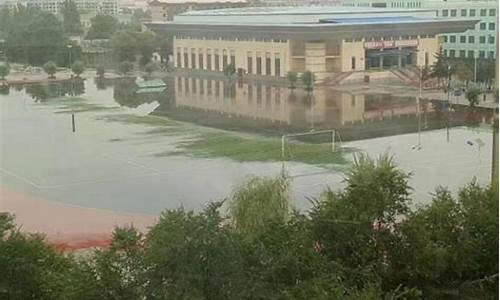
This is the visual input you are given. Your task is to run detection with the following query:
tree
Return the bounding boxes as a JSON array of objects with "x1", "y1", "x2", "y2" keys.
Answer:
[
  {"x1": 61, "y1": 0, "x2": 82, "y2": 35},
  {"x1": 117, "y1": 61, "x2": 133, "y2": 75},
  {"x1": 43, "y1": 61, "x2": 57, "y2": 78},
  {"x1": 86, "y1": 15, "x2": 118, "y2": 40},
  {"x1": 0, "y1": 62, "x2": 9, "y2": 80},
  {"x1": 223, "y1": 63, "x2": 236, "y2": 80},
  {"x1": 455, "y1": 61, "x2": 473, "y2": 86},
  {"x1": 144, "y1": 61, "x2": 159, "y2": 77},
  {"x1": 229, "y1": 176, "x2": 290, "y2": 238},
  {"x1": 96, "y1": 65, "x2": 105, "y2": 78},
  {"x1": 71, "y1": 60, "x2": 84, "y2": 77},
  {"x1": 431, "y1": 49, "x2": 453, "y2": 89},
  {"x1": 466, "y1": 87, "x2": 481, "y2": 107},
  {"x1": 287, "y1": 71, "x2": 298, "y2": 89},
  {"x1": 301, "y1": 70, "x2": 314, "y2": 92}
]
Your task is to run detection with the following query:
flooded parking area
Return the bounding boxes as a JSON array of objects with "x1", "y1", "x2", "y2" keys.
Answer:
[{"x1": 0, "y1": 76, "x2": 495, "y2": 239}]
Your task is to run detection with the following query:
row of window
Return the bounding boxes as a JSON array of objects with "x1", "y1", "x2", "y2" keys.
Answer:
[
  {"x1": 444, "y1": 49, "x2": 495, "y2": 59},
  {"x1": 345, "y1": 34, "x2": 433, "y2": 43},
  {"x1": 176, "y1": 35, "x2": 288, "y2": 44},
  {"x1": 443, "y1": 35, "x2": 495, "y2": 44},
  {"x1": 389, "y1": 2, "x2": 421, "y2": 8},
  {"x1": 175, "y1": 48, "x2": 283, "y2": 77},
  {"x1": 441, "y1": 8, "x2": 496, "y2": 17},
  {"x1": 479, "y1": 22, "x2": 497, "y2": 30}
]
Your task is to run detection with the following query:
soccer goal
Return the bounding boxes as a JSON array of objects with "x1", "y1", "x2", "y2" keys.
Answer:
[{"x1": 281, "y1": 129, "x2": 342, "y2": 161}]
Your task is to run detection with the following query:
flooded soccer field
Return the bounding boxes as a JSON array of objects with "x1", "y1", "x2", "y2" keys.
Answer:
[{"x1": 0, "y1": 76, "x2": 495, "y2": 241}]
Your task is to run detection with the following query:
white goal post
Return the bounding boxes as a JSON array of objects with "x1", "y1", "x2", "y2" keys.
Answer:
[{"x1": 281, "y1": 129, "x2": 338, "y2": 160}]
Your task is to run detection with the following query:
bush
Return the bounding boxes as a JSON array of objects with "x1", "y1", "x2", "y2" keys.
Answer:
[
  {"x1": 43, "y1": 61, "x2": 57, "y2": 79},
  {"x1": 96, "y1": 65, "x2": 105, "y2": 78},
  {"x1": 71, "y1": 60, "x2": 84, "y2": 77},
  {"x1": 0, "y1": 62, "x2": 10, "y2": 80},
  {"x1": 144, "y1": 61, "x2": 159, "y2": 76},
  {"x1": 117, "y1": 61, "x2": 133, "y2": 75}
]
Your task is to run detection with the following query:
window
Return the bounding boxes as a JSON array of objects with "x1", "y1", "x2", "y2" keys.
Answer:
[
  {"x1": 468, "y1": 36, "x2": 474, "y2": 43},
  {"x1": 480, "y1": 9, "x2": 486, "y2": 16},
  {"x1": 488, "y1": 36, "x2": 495, "y2": 44},
  {"x1": 449, "y1": 49, "x2": 456, "y2": 57},
  {"x1": 461, "y1": 9, "x2": 467, "y2": 16},
  {"x1": 247, "y1": 55, "x2": 253, "y2": 74},
  {"x1": 489, "y1": 9, "x2": 496, "y2": 16},
  {"x1": 351, "y1": 57, "x2": 356, "y2": 70},
  {"x1": 256, "y1": 55, "x2": 262, "y2": 75},
  {"x1": 198, "y1": 53, "x2": 204, "y2": 70},
  {"x1": 183, "y1": 52, "x2": 189, "y2": 68},
  {"x1": 230, "y1": 50, "x2": 235, "y2": 67},
  {"x1": 207, "y1": 50, "x2": 212, "y2": 71},
  {"x1": 460, "y1": 36, "x2": 466, "y2": 43},
  {"x1": 479, "y1": 50, "x2": 485, "y2": 58},
  {"x1": 450, "y1": 9, "x2": 456, "y2": 16},
  {"x1": 176, "y1": 50, "x2": 182, "y2": 68},
  {"x1": 469, "y1": 9, "x2": 476, "y2": 16},
  {"x1": 467, "y1": 50, "x2": 474, "y2": 58},
  {"x1": 480, "y1": 36, "x2": 486, "y2": 43},
  {"x1": 480, "y1": 23, "x2": 486, "y2": 30},
  {"x1": 274, "y1": 54, "x2": 281, "y2": 76},
  {"x1": 222, "y1": 50, "x2": 228, "y2": 70},
  {"x1": 191, "y1": 52, "x2": 196, "y2": 69},
  {"x1": 443, "y1": 49, "x2": 448, "y2": 56},
  {"x1": 214, "y1": 51, "x2": 220, "y2": 71},
  {"x1": 265, "y1": 53, "x2": 271, "y2": 76},
  {"x1": 489, "y1": 23, "x2": 495, "y2": 30},
  {"x1": 450, "y1": 35, "x2": 456, "y2": 43},
  {"x1": 488, "y1": 51, "x2": 494, "y2": 59},
  {"x1": 459, "y1": 50, "x2": 466, "y2": 57},
  {"x1": 443, "y1": 36, "x2": 448, "y2": 42},
  {"x1": 442, "y1": 9, "x2": 448, "y2": 16}
]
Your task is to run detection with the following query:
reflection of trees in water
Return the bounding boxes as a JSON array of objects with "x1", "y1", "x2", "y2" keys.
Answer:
[
  {"x1": 24, "y1": 79, "x2": 85, "y2": 102},
  {"x1": 113, "y1": 78, "x2": 168, "y2": 108},
  {"x1": 0, "y1": 85, "x2": 9, "y2": 95}
]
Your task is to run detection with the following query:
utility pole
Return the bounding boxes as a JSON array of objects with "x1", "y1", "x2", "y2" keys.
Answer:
[{"x1": 67, "y1": 44, "x2": 75, "y2": 133}]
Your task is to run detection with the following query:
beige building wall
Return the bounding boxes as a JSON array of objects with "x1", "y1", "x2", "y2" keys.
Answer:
[
  {"x1": 174, "y1": 37, "x2": 290, "y2": 77},
  {"x1": 416, "y1": 36, "x2": 439, "y2": 67},
  {"x1": 340, "y1": 39, "x2": 366, "y2": 72}
]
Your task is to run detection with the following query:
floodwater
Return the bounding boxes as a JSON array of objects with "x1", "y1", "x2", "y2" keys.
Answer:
[{"x1": 0, "y1": 75, "x2": 495, "y2": 241}]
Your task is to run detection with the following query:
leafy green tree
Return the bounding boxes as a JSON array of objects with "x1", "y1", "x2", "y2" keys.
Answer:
[
  {"x1": 466, "y1": 87, "x2": 481, "y2": 107},
  {"x1": 43, "y1": 61, "x2": 57, "y2": 78},
  {"x1": 0, "y1": 214, "x2": 72, "y2": 299},
  {"x1": 71, "y1": 60, "x2": 84, "y2": 77},
  {"x1": 86, "y1": 15, "x2": 118, "y2": 40},
  {"x1": 301, "y1": 70, "x2": 315, "y2": 92},
  {"x1": 229, "y1": 176, "x2": 290, "y2": 238},
  {"x1": 144, "y1": 61, "x2": 159, "y2": 77},
  {"x1": 96, "y1": 65, "x2": 105, "y2": 78},
  {"x1": 287, "y1": 71, "x2": 298, "y2": 89},
  {"x1": 117, "y1": 61, "x2": 133, "y2": 75},
  {"x1": 0, "y1": 62, "x2": 9, "y2": 80},
  {"x1": 223, "y1": 62, "x2": 236, "y2": 79},
  {"x1": 61, "y1": 0, "x2": 82, "y2": 35}
]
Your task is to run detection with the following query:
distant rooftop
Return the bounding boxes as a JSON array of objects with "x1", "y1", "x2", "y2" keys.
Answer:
[{"x1": 149, "y1": 0, "x2": 246, "y2": 4}]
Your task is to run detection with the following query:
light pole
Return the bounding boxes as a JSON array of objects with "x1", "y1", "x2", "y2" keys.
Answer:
[
  {"x1": 67, "y1": 44, "x2": 75, "y2": 132},
  {"x1": 474, "y1": 54, "x2": 477, "y2": 83}
]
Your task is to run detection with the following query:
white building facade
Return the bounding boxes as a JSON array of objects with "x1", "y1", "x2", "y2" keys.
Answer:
[{"x1": 25, "y1": 0, "x2": 118, "y2": 15}]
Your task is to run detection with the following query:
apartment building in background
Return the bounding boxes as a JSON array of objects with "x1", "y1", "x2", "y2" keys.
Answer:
[
  {"x1": 148, "y1": 0, "x2": 249, "y2": 22},
  {"x1": 341, "y1": 0, "x2": 498, "y2": 59},
  {"x1": 24, "y1": 0, "x2": 118, "y2": 15}
]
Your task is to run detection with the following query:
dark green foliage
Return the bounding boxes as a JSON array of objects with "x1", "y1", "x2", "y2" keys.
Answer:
[
  {"x1": 61, "y1": 0, "x2": 82, "y2": 35},
  {"x1": 96, "y1": 65, "x2": 105, "y2": 78},
  {"x1": 110, "y1": 30, "x2": 155, "y2": 64},
  {"x1": 71, "y1": 60, "x2": 85, "y2": 77},
  {"x1": 0, "y1": 158, "x2": 497, "y2": 299},
  {"x1": 2, "y1": 9, "x2": 71, "y2": 65},
  {"x1": 86, "y1": 15, "x2": 119, "y2": 40},
  {"x1": 0, "y1": 62, "x2": 9, "y2": 80},
  {"x1": 466, "y1": 88, "x2": 481, "y2": 107},
  {"x1": 43, "y1": 61, "x2": 57, "y2": 78},
  {"x1": 287, "y1": 71, "x2": 298, "y2": 89},
  {"x1": 117, "y1": 61, "x2": 133, "y2": 75},
  {"x1": 301, "y1": 70, "x2": 314, "y2": 92}
]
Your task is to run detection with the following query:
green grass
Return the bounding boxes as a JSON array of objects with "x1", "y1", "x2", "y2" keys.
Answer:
[
  {"x1": 96, "y1": 114, "x2": 176, "y2": 126},
  {"x1": 166, "y1": 132, "x2": 350, "y2": 165},
  {"x1": 98, "y1": 113, "x2": 351, "y2": 165}
]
